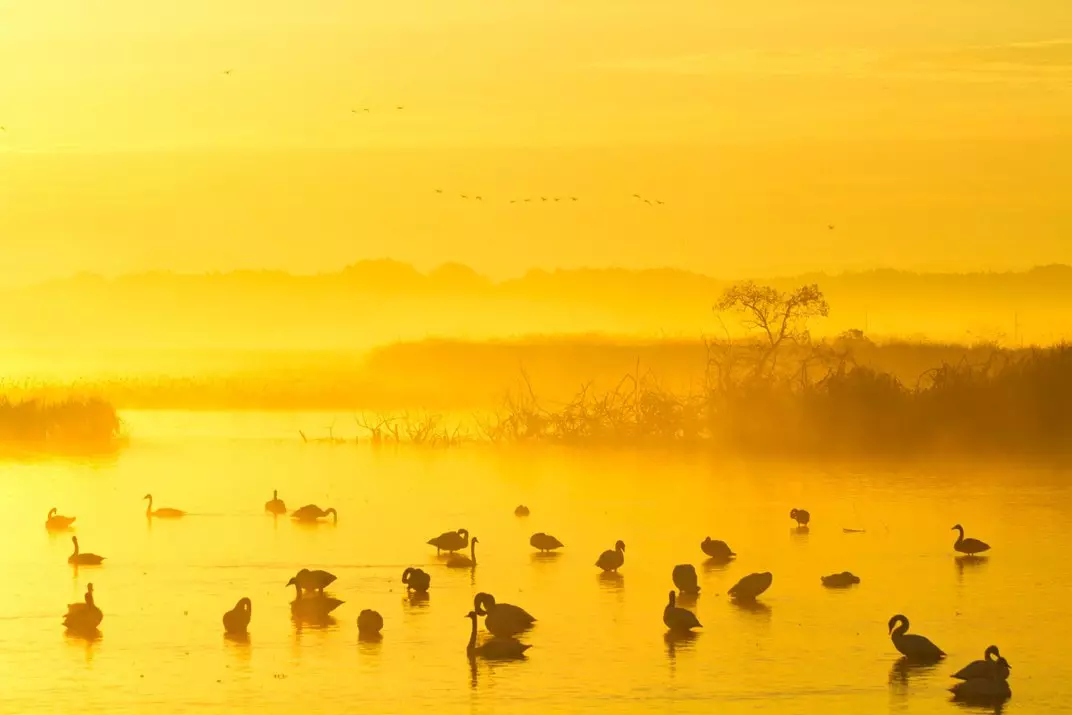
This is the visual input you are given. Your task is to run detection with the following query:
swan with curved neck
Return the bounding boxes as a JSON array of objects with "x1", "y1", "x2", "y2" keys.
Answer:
[
  {"x1": 700, "y1": 537, "x2": 735, "y2": 561},
  {"x1": 790, "y1": 508, "x2": 811, "y2": 527},
  {"x1": 474, "y1": 592, "x2": 535, "y2": 637},
  {"x1": 951, "y1": 524, "x2": 991, "y2": 555},
  {"x1": 465, "y1": 611, "x2": 530, "y2": 659},
  {"x1": 223, "y1": 597, "x2": 252, "y2": 634},
  {"x1": 46, "y1": 508, "x2": 76, "y2": 530},
  {"x1": 530, "y1": 533, "x2": 564, "y2": 552},
  {"x1": 68, "y1": 536, "x2": 105, "y2": 565},
  {"x1": 427, "y1": 528, "x2": 469, "y2": 554},
  {"x1": 952, "y1": 645, "x2": 1011, "y2": 681},
  {"x1": 447, "y1": 538, "x2": 478, "y2": 568},
  {"x1": 291, "y1": 505, "x2": 338, "y2": 523},
  {"x1": 888, "y1": 614, "x2": 944, "y2": 662},
  {"x1": 595, "y1": 540, "x2": 626, "y2": 572},
  {"x1": 402, "y1": 567, "x2": 431, "y2": 593},
  {"x1": 144, "y1": 494, "x2": 186, "y2": 518}
]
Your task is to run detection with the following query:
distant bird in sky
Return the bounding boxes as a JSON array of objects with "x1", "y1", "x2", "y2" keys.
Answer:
[
  {"x1": 0, "y1": 126, "x2": 6, "y2": 132},
  {"x1": 524, "y1": 198, "x2": 532, "y2": 202},
  {"x1": 435, "y1": 189, "x2": 443, "y2": 194},
  {"x1": 828, "y1": 224, "x2": 835, "y2": 230},
  {"x1": 460, "y1": 194, "x2": 468, "y2": 199},
  {"x1": 353, "y1": 108, "x2": 370, "y2": 114},
  {"x1": 570, "y1": 196, "x2": 578, "y2": 201},
  {"x1": 541, "y1": 197, "x2": 548, "y2": 201},
  {"x1": 396, "y1": 106, "x2": 404, "y2": 110},
  {"x1": 222, "y1": 69, "x2": 233, "y2": 75},
  {"x1": 475, "y1": 196, "x2": 483, "y2": 201}
]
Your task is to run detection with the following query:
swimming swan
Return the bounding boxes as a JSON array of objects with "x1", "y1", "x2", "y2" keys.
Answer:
[
  {"x1": 663, "y1": 590, "x2": 702, "y2": 632},
  {"x1": 821, "y1": 571, "x2": 861, "y2": 588},
  {"x1": 474, "y1": 592, "x2": 535, "y2": 637},
  {"x1": 223, "y1": 597, "x2": 251, "y2": 634},
  {"x1": 68, "y1": 536, "x2": 105, "y2": 565},
  {"x1": 951, "y1": 524, "x2": 990, "y2": 555},
  {"x1": 729, "y1": 572, "x2": 773, "y2": 601},
  {"x1": 357, "y1": 609, "x2": 384, "y2": 635},
  {"x1": 264, "y1": 490, "x2": 286, "y2": 515},
  {"x1": 291, "y1": 505, "x2": 337, "y2": 523},
  {"x1": 595, "y1": 540, "x2": 625, "y2": 572},
  {"x1": 888, "y1": 614, "x2": 944, "y2": 662},
  {"x1": 144, "y1": 494, "x2": 186, "y2": 518},
  {"x1": 46, "y1": 508, "x2": 76, "y2": 531},
  {"x1": 63, "y1": 583, "x2": 103, "y2": 632},
  {"x1": 402, "y1": 567, "x2": 431, "y2": 593},
  {"x1": 952, "y1": 645, "x2": 1010, "y2": 681},
  {"x1": 446, "y1": 538, "x2": 478, "y2": 568}
]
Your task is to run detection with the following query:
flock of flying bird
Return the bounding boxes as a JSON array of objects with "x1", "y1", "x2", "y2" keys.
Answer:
[
  {"x1": 432, "y1": 190, "x2": 667, "y2": 206},
  {"x1": 48, "y1": 495, "x2": 1009, "y2": 706}
]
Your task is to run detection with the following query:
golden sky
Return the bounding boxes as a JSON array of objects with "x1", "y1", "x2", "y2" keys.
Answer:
[{"x1": 1, "y1": 0, "x2": 1071, "y2": 282}]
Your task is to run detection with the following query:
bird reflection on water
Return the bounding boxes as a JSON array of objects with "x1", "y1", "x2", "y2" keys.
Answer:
[
  {"x1": 597, "y1": 571, "x2": 624, "y2": 592},
  {"x1": 889, "y1": 656, "x2": 942, "y2": 702},
  {"x1": 956, "y1": 554, "x2": 990, "y2": 577},
  {"x1": 664, "y1": 629, "x2": 700, "y2": 662}
]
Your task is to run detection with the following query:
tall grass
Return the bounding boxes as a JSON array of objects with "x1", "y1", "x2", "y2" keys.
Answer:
[{"x1": 0, "y1": 394, "x2": 123, "y2": 455}]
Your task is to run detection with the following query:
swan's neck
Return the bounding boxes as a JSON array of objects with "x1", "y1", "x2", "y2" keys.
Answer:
[
  {"x1": 467, "y1": 618, "x2": 477, "y2": 651},
  {"x1": 471, "y1": 541, "x2": 477, "y2": 565},
  {"x1": 953, "y1": 526, "x2": 964, "y2": 542},
  {"x1": 893, "y1": 620, "x2": 908, "y2": 637},
  {"x1": 146, "y1": 497, "x2": 153, "y2": 516}
]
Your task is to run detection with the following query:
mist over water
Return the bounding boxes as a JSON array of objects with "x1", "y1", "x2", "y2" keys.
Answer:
[{"x1": 2, "y1": 411, "x2": 1068, "y2": 714}]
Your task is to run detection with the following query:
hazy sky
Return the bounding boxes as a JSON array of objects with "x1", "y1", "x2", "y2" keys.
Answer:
[{"x1": 2, "y1": 1, "x2": 1071, "y2": 283}]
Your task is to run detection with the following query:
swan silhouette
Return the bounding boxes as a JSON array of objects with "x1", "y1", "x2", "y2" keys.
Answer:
[
  {"x1": 402, "y1": 567, "x2": 431, "y2": 593},
  {"x1": 357, "y1": 609, "x2": 384, "y2": 635},
  {"x1": 474, "y1": 593, "x2": 535, "y2": 637},
  {"x1": 68, "y1": 536, "x2": 104, "y2": 565},
  {"x1": 514, "y1": 505, "x2": 530, "y2": 517},
  {"x1": 287, "y1": 569, "x2": 337, "y2": 595},
  {"x1": 950, "y1": 677, "x2": 1011, "y2": 701},
  {"x1": 46, "y1": 508, "x2": 76, "y2": 531},
  {"x1": 264, "y1": 490, "x2": 286, "y2": 515},
  {"x1": 447, "y1": 538, "x2": 478, "y2": 568},
  {"x1": 663, "y1": 590, "x2": 702, "y2": 632},
  {"x1": 427, "y1": 528, "x2": 469, "y2": 554},
  {"x1": 223, "y1": 598, "x2": 252, "y2": 634},
  {"x1": 952, "y1": 645, "x2": 1010, "y2": 681},
  {"x1": 144, "y1": 494, "x2": 186, "y2": 518},
  {"x1": 821, "y1": 571, "x2": 861, "y2": 588},
  {"x1": 888, "y1": 614, "x2": 944, "y2": 662},
  {"x1": 529, "y1": 533, "x2": 564, "y2": 552},
  {"x1": 790, "y1": 508, "x2": 811, "y2": 527},
  {"x1": 952, "y1": 524, "x2": 990, "y2": 555},
  {"x1": 729, "y1": 572, "x2": 772, "y2": 601},
  {"x1": 63, "y1": 583, "x2": 103, "y2": 632},
  {"x1": 291, "y1": 505, "x2": 337, "y2": 523},
  {"x1": 672, "y1": 564, "x2": 700, "y2": 595},
  {"x1": 700, "y1": 537, "x2": 735, "y2": 560},
  {"x1": 595, "y1": 540, "x2": 625, "y2": 572},
  {"x1": 465, "y1": 611, "x2": 530, "y2": 659}
]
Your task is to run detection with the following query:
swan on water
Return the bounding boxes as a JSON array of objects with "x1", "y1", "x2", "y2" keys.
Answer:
[
  {"x1": 291, "y1": 505, "x2": 337, "y2": 523},
  {"x1": 357, "y1": 609, "x2": 384, "y2": 635},
  {"x1": 952, "y1": 645, "x2": 1010, "y2": 681},
  {"x1": 427, "y1": 528, "x2": 469, "y2": 554},
  {"x1": 672, "y1": 564, "x2": 700, "y2": 595},
  {"x1": 821, "y1": 571, "x2": 861, "y2": 588},
  {"x1": 46, "y1": 508, "x2": 76, "y2": 531},
  {"x1": 728, "y1": 572, "x2": 773, "y2": 601},
  {"x1": 663, "y1": 590, "x2": 702, "y2": 632},
  {"x1": 595, "y1": 540, "x2": 626, "y2": 572},
  {"x1": 888, "y1": 614, "x2": 945, "y2": 662},
  {"x1": 514, "y1": 505, "x2": 530, "y2": 517},
  {"x1": 465, "y1": 611, "x2": 530, "y2": 659},
  {"x1": 402, "y1": 567, "x2": 431, "y2": 593},
  {"x1": 264, "y1": 490, "x2": 286, "y2": 515},
  {"x1": 144, "y1": 494, "x2": 186, "y2": 518},
  {"x1": 700, "y1": 537, "x2": 735, "y2": 561},
  {"x1": 68, "y1": 536, "x2": 104, "y2": 565},
  {"x1": 790, "y1": 508, "x2": 811, "y2": 527},
  {"x1": 287, "y1": 569, "x2": 337, "y2": 595},
  {"x1": 223, "y1": 598, "x2": 251, "y2": 634},
  {"x1": 951, "y1": 524, "x2": 991, "y2": 555},
  {"x1": 474, "y1": 593, "x2": 535, "y2": 637},
  {"x1": 950, "y1": 677, "x2": 1011, "y2": 702},
  {"x1": 63, "y1": 583, "x2": 103, "y2": 632},
  {"x1": 446, "y1": 538, "x2": 478, "y2": 568},
  {"x1": 530, "y1": 533, "x2": 564, "y2": 552}
]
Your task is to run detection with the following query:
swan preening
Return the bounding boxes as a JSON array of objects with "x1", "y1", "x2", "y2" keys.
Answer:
[
  {"x1": 474, "y1": 593, "x2": 535, "y2": 637},
  {"x1": 144, "y1": 494, "x2": 186, "y2": 519},
  {"x1": 291, "y1": 505, "x2": 337, "y2": 523},
  {"x1": 402, "y1": 567, "x2": 431, "y2": 593},
  {"x1": 790, "y1": 509, "x2": 811, "y2": 527},
  {"x1": 700, "y1": 537, "x2": 735, "y2": 561},
  {"x1": 530, "y1": 533, "x2": 563, "y2": 552},
  {"x1": 357, "y1": 609, "x2": 384, "y2": 635},
  {"x1": 672, "y1": 564, "x2": 700, "y2": 595},
  {"x1": 265, "y1": 490, "x2": 287, "y2": 515},
  {"x1": 465, "y1": 611, "x2": 530, "y2": 659},
  {"x1": 821, "y1": 571, "x2": 861, "y2": 588},
  {"x1": 223, "y1": 597, "x2": 252, "y2": 634},
  {"x1": 68, "y1": 536, "x2": 105, "y2": 565},
  {"x1": 729, "y1": 572, "x2": 773, "y2": 601},
  {"x1": 63, "y1": 583, "x2": 102, "y2": 632},
  {"x1": 287, "y1": 569, "x2": 337, "y2": 595},
  {"x1": 514, "y1": 505, "x2": 530, "y2": 517},
  {"x1": 663, "y1": 590, "x2": 701, "y2": 632},
  {"x1": 888, "y1": 614, "x2": 945, "y2": 662},
  {"x1": 447, "y1": 538, "x2": 478, "y2": 568},
  {"x1": 951, "y1": 524, "x2": 991, "y2": 555},
  {"x1": 46, "y1": 508, "x2": 76, "y2": 531},
  {"x1": 952, "y1": 645, "x2": 1011, "y2": 682},
  {"x1": 595, "y1": 540, "x2": 626, "y2": 572},
  {"x1": 427, "y1": 528, "x2": 469, "y2": 554}
]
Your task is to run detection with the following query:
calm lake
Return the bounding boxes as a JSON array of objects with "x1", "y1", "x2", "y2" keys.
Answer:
[{"x1": 2, "y1": 411, "x2": 1069, "y2": 714}]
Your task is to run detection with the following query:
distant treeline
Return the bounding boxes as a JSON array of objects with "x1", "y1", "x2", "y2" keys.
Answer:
[{"x1": 0, "y1": 395, "x2": 123, "y2": 456}]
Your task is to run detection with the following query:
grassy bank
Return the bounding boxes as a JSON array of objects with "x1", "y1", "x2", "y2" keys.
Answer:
[{"x1": 0, "y1": 395, "x2": 124, "y2": 456}]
